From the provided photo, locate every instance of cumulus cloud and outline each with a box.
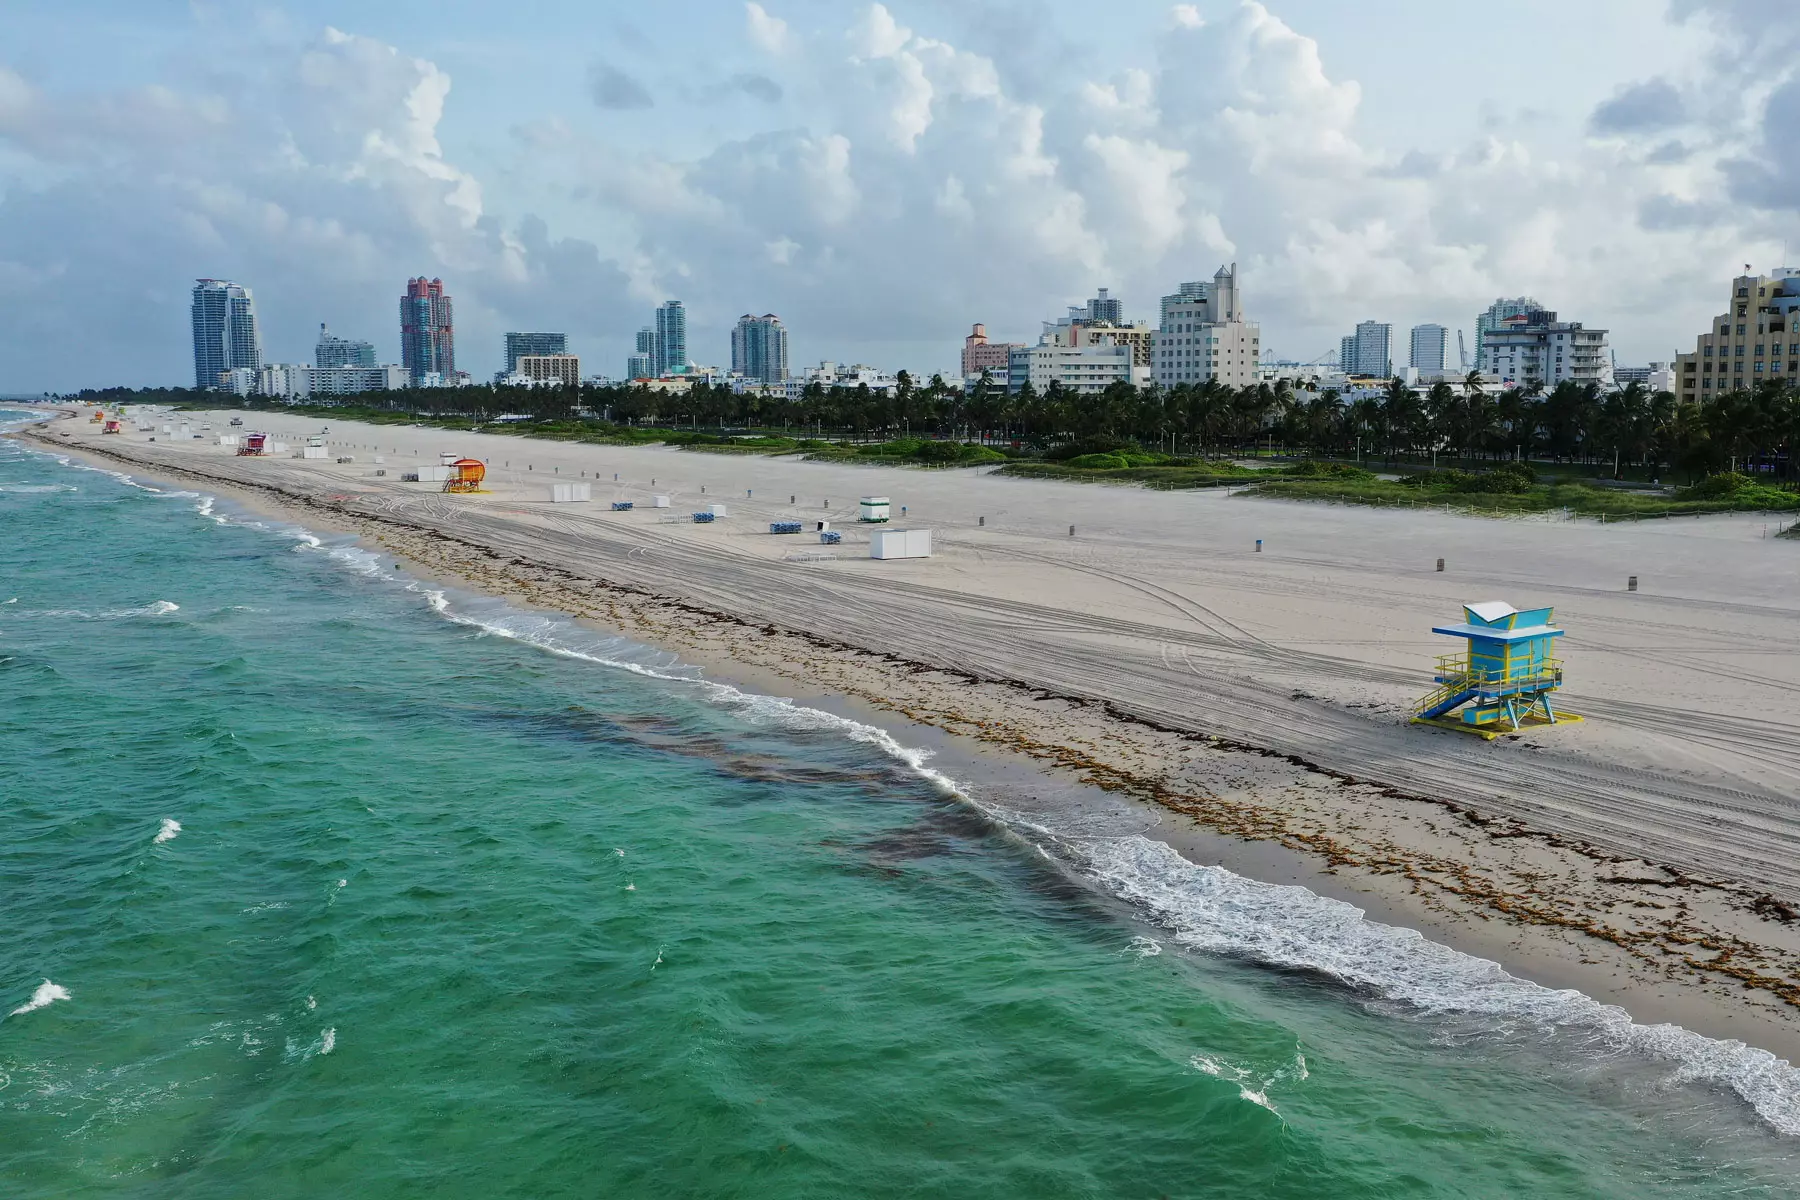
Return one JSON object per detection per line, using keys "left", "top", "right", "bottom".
{"left": 745, "top": 2, "right": 789, "bottom": 54}
{"left": 0, "top": 26, "right": 633, "bottom": 388}
{"left": 3, "top": 0, "right": 1798, "bottom": 388}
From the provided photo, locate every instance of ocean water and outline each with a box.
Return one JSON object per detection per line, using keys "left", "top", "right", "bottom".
{"left": 3, "top": 412, "right": 1800, "bottom": 1198}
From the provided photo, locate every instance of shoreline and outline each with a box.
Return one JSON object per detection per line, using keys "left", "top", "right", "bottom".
{"left": 18, "top": 409, "right": 1800, "bottom": 1071}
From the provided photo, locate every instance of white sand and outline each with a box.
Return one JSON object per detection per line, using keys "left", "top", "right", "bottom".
{"left": 92, "top": 407, "right": 1800, "bottom": 886}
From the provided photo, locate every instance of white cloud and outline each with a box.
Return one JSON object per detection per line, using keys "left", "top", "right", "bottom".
{"left": 2, "top": 0, "right": 1797, "bottom": 387}
{"left": 745, "top": 2, "right": 789, "bottom": 54}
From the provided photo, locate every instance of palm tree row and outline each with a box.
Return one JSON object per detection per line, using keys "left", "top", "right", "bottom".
{"left": 76, "top": 370, "right": 1800, "bottom": 480}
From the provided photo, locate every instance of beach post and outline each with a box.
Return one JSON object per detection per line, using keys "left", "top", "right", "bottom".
{"left": 791, "top": 495, "right": 796, "bottom": 504}
{"left": 1628, "top": 576, "right": 1639, "bottom": 592}
{"left": 1070, "top": 525, "right": 1076, "bottom": 537}
{"left": 1437, "top": 558, "right": 1445, "bottom": 572}
{"left": 1256, "top": 539, "right": 1263, "bottom": 552}
{"left": 979, "top": 516, "right": 985, "bottom": 527}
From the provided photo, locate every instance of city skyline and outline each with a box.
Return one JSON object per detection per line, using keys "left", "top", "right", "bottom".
{"left": 7, "top": 3, "right": 1798, "bottom": 390}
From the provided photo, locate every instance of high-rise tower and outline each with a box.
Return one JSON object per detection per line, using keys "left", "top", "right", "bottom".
{"left": 504, "top": 332, "right": 568, "bottom": 377}
{"left": 731, "top": 314, "right": 789, "bottom": 383}
{"left": 191, "top": 279, "right": 262, "bottom": 390}
{"left": 400, "top": 277, "right": 455, "bottom": 384}
{"left": 316, "top": 324, "right": 377, "bottom": 369}
{"left": 653, "top": 301, "right": 687, "bottom": 376}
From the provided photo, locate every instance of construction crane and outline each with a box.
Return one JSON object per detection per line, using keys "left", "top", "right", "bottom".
{"left": 1457, "top": 330, "right": 1470, "bottom": 373}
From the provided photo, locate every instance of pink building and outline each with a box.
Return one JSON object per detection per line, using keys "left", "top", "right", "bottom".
{"left": 962, "top": 323, "right": 1020, "bottom": 378}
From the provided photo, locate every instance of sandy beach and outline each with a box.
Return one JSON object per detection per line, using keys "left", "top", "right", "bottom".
{"left": 26, "top": 405, "right": 1800, "bottom": 1060}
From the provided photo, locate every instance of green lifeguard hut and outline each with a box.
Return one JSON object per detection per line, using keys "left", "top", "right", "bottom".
{"left": 1412, "top": 601, "right": 1580, "bottom": 738}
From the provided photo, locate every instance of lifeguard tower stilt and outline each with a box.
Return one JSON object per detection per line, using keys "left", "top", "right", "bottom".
{"left": 1412, "top": 601, "right": 1582, "bottom": 739}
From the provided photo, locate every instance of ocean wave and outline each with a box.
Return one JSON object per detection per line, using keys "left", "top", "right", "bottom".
{"left": 6, "top": 600, "right": 180, "bottom": 620}
{"left": 0, "top": 482, "right": 77, "bottom": 494}
{"left": 8, "top": 979, "right": 70, "bottom": 1017}
{"left": 1040, "top": 831, "right": 1800, "bottom": 1137}
{"left": 154, "top": 818, "right": 181, "bottom": 845}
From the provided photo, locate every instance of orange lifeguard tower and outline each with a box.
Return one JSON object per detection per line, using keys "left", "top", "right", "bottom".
{"left": 89, "top": 409, "right": 104, "bottom": 423}
{"left": 444, "top": 458, "right": 486, "bottom": 493}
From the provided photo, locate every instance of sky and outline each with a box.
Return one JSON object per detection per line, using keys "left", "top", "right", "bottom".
{"left": 0, "top": 0, "right": 1796, "bottom": 391}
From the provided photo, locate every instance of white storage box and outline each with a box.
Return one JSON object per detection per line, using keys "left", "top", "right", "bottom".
{"left": 707, "top": 503, "right": 728, "bottom": 518}
{"left": 218, "top": 435, "right": 237, "bottom": 447}
{"left": 301, "top": 445, "right": 329, "bottom": 459}
{"left": 869, "top": 528, "right": 932, "bottom": 559}
{"left": 415, "top": 465, "right": 451, "bottom": 483}
{"left": 859, "top": 496, "right": 891, "bottom": 523}
{"left": 552, "top": 482, "right": 592, "bottom": 503}
{"left": 439, "top": 452, "right": 458, "bottom": 466}
{"left": 652, "top": 494, "right": 671, "bottom": 508}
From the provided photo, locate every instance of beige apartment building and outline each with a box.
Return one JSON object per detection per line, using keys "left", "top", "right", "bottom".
{"left": 517, "top": 353, "right": 581, "bottom": 387}
{"left": 1675, "top": 269, "right": 1800, "bottom": 404}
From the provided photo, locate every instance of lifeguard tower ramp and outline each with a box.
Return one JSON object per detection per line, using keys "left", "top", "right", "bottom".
{"left": 1412, "top": 600, "right": 1582, "bottom": 739}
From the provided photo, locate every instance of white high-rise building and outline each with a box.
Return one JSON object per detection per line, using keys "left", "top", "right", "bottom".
{"left": 1409, "top": 324, "right": 1448, "bottom": 373}
{"left": 191, "top": 279, "right": 262, "bottom": 390}
{"left": 1021, "top": 342, "right": 1148, "bottom": 395}
{"left": 1480, "top": 310, "right": 1611, "bottom": 388}
{"left": 1339, "top": 321, "right": 1392, "bottom": 377}
{"left": 1476, "top": 298, "right": 1546, "bottom": 372}
{"left": 257, "top": 363, "right": 409, "bottom": 399}
{"left": 1151, "top": 263, "right": 1259, "bottom": 389}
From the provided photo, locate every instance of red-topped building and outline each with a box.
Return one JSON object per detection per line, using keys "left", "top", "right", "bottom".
{"left": 400, "top": 277, "right": 454, "bottom": 385}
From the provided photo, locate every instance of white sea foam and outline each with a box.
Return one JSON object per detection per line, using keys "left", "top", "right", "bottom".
{"left": 10, "top": 601, "right": 180, "bottom": 620}
{"left": 283, "top": 1027, "right": 337, "bottom": 1062}
{"left": 9, "top": 980, "right": 70, "bottom": 1017}
{"left": 1047, "top": 832, "right": 1800, "bottom": 1136}
{"left": 0, "top": 483, "right": 76, "bottom": 493}
{"left": 153, "top": 818, "right": 181, "bottom": 845}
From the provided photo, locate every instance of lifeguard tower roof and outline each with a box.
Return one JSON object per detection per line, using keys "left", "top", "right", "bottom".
{"left": 1430, "top": 600, "right": 1562, "bottom": 643}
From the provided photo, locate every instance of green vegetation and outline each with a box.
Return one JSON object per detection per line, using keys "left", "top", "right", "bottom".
{"left": 1246, "top": 462, "right": 1800, "bottom": 519}
{"left": 997, "top": 455, "right": 1265, "bottom": 489}
{"left": 805, "top": 437, "right": 1008, "bottom": 466}
{"left": 63, "top": 365, "right": 1800, "bottom": 516}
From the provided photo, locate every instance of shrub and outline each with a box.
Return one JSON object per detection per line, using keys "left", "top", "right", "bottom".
{"left": 1678, "top": 471, "right": 1755, "bottom": 500}
{"left": 913, "top": 440, "right": 967, "bottom": 463}
{"left": 1284, "top": 461, "right": 1375, "bottom": 480}
{"left": 1047, "top": 435, "right": 1138, "bottom": 462}
{"left": 1063, "top": 453, "right": 1132, "bottom": 470}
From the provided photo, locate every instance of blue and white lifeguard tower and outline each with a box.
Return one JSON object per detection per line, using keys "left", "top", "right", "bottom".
{"left": 1413, "top": 601, "right": 1579, "bottom": 737}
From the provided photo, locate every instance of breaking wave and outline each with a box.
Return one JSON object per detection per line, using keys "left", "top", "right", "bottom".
{"left": 9, "top": 980, "right": 70, "bottom": 1018}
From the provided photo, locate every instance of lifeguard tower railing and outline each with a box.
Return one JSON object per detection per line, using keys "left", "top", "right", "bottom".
{"left": 1414, "top": 653, "right": 1564, "bottom": 719}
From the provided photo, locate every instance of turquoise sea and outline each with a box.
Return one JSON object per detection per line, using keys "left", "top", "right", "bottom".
{"left": 3, "top": 410, "right": 1800, "bottom": 1197}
